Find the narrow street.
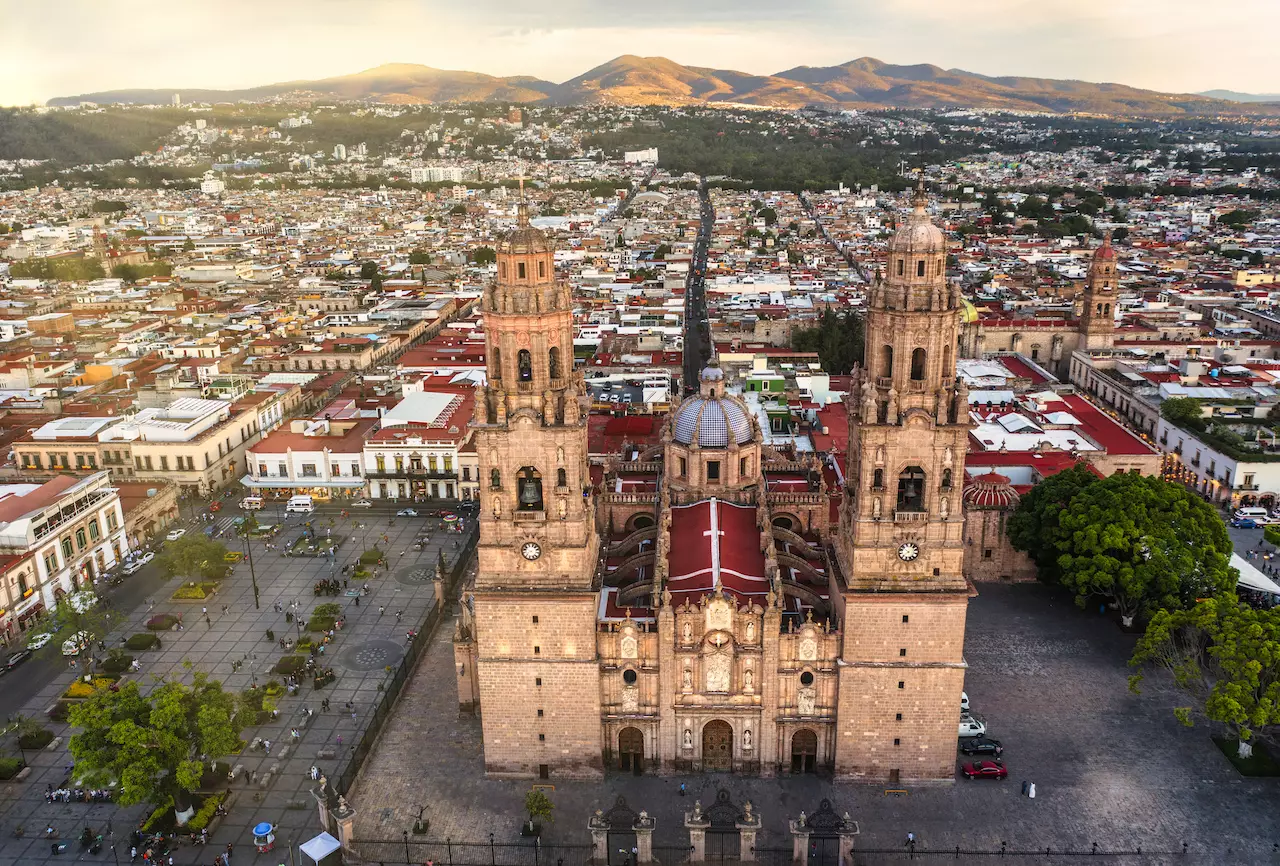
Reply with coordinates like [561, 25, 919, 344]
[683, 178, 713, 392]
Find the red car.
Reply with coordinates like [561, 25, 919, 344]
[209, 501, 223, 512]
[961, 760, 1007, 780]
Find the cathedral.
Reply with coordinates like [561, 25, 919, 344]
[455, 189, 971, 784]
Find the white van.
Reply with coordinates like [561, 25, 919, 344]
[286, 495, 315, 514]
[1234, 507, 1269, 522]
[240, 496, 264, 510]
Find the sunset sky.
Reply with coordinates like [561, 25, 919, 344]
[1, 0, 1277, 105]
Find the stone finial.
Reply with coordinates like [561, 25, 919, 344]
[693, 800, 702, 819]
[798, 811, 806, 827]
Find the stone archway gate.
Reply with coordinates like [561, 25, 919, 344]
[589, 796, 656, 866]
[686, 789, 762, 862]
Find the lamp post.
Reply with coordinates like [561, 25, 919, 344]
[239, 513, 261, 610]
[403, 829, 410, 865]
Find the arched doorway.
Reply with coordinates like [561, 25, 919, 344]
[702, 720, 733, 772]
[772, 515, 795, 532]
[618, 727, 644, 775]
[791, 729, 817, 774]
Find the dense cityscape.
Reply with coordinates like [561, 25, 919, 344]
[1, 26, 1280, 866]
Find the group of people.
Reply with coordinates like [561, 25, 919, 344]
[312, 578, 342, 596]
[44, 785, 113, 803]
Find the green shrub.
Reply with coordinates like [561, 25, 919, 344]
[263, 680, 283, 697]
[47, 701, 74, 722]
[141, 799, 173, 832]
[271, 655, 305, 675]
[188, 791, 228, 831]
[0, 757, 24, 780]
[307, 615, 336, 633]
[125, 633, 160, 650]
[102, 652, 134, 674]
[17, 728, 53, 750]
[353, 566, 371, 581]
[359, 548, 382, 564]
[314, 603, 341, 617]
[146, 614, 180, 631]
[171, 582, 217, 600]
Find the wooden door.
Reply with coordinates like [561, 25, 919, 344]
[702, 720, 733, 771]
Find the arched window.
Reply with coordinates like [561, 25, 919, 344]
[499, 262, 507, 280]
[548, 346, 561, 380]
[1096, 303, 1103, 316]
[490, 468, 501, 489]
[1104, 304, 1111, 316]
[896, 259, 904, 276]
[518, 349, 532, 382]
[491, 346, 502, 382]
[941, 468, 953, 489]
[557, 468, 567, 487]
[538, 260, 546, 278]
[517, 466, 544, 511]
[916, 259, 925, 277]
[896, 466, 926, 512]
[517, 262, 526, 279]
[880, 345, 894, 378]
[943, 343, 953, 377]
[872, 468, 884, 489]
[910, 348, 926, 381]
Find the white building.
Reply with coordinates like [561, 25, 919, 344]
[242, 418, 375, 501]
[333, 144, 347, 161]
[200, 177, 226, 195]
[624, 147, 659, 164]
[362, 390, 475, 501]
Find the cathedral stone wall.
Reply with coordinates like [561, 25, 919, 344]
[962, 507, 1037, 582]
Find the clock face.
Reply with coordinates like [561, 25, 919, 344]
[520, 542, 542, 561]
[897, 542, 920, 562]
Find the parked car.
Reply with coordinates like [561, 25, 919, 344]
[26, 633, 52, 651]
[209, 501, 222, 513]
[351, 499, 374, 508]
[166, 528, 187, 542]
[396, 508, 419, 517]
[123, 551, 156, 574]
[961, 760, 1007, 780]
[960, 737, 1003, 757]
[958, 714, 986, 738]
[960, 691, 970, 712]
[5, 649, 32, 670]
[1231, 517, 1258, 529]
[61, 631, 92, 657]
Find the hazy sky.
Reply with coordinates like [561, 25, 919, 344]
[2, 0, 1277, 105]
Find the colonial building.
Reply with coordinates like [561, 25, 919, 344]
[457, 189, 971, 784]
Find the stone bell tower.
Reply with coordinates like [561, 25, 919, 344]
[831, 183, 971, 784]
[469, 198, 603, 779]
[1078, 231, 1117, 351]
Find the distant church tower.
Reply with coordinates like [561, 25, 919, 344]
[1078, 232, 1117, 351]
[469, 201, 603, 779]
[832, 184, 971, 783]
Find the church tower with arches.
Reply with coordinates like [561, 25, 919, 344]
[468, 201, 603, 779]
[1078, 231, 1118, 351]
[831, 184, 972, 783]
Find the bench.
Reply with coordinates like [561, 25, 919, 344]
[883, 789, 908, 797]
[532, 784, 555, 793]
[229, 764, 244, 781]
[316, 748, 336, 760]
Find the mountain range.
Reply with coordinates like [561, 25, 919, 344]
[47, 55, 1280, 117]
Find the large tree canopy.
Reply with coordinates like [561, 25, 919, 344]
[67, 671, 247, 807]
[156, 534, 229, 582]
[1130, 597, 1280, 757]
[1054, 473, 1235, 619]
[1007, 461, 1099, 581]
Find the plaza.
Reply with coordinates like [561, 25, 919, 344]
[348, 581, 1280, 866]
[0, 504, 473, 866]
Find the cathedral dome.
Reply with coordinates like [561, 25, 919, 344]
[962, 471, 1020, 509]
[672, 396, 754, 447]
[498, 202, 553, 255]
[887, 184, 945, 255]
[1092, 231, 1115, 261]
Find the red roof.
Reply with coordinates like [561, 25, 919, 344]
[666, 500, 769, 606]
[1056, 394, 1158, 456]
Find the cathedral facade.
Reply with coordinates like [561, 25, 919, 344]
[455, 190, 971, 783]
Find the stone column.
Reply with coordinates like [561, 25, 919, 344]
[789, 814, 810, 866]
[836, 812, 859, 866]
[332, 796, 356, 849]
[737, 801, 762, 862]
[589, 810, 609, 864]
[685, 800, 710, 862]
[634, 809, 656, 864]
[311, 783, 331, 833]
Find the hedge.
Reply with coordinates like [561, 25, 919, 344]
[141, 799, 173, 832]
[126, 633, 160, 650]
[172, 582, 218, 600]
[314, 603, 341, 617]
[188, 791, 228, 832]
[17, 728, 53, 750]
[271, 655, 306, 675]
[359, 548, 383, 565]
[0, 757, 24, 780]
[307, 615, 336, 633]
[101, 653, 134, 674]
[146, 614, 181, 631]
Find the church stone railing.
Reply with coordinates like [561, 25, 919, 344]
[767, 491, 826, 506]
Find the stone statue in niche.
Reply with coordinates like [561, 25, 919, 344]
[706, 599, 731, 632]
[682, 621, 692, 643]
[557, 499, 568, 519]
[620, 635, 637, 659]
[742, 728, 752, 750]
[743, 668, 754, 691]
[706, 653, 731, 692]
[491, 496, 502, 519]
[944, 446, 954, 467]
[682, 667, 693, 691]
[875, 445, 885, 466]
[683, 729, 693, 749]
[745, 621, 755, 643]
[798, 686, 817, 715]
[798, 638, 817, 661]
[557, 446, 565, 465]
[940, 496, 949, 519]
[861, 382, 876, 425]
[872, 497, 881, 519]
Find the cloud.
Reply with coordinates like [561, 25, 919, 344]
[0, 0, 1277, 104]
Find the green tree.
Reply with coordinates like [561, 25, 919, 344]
[524, 787, 554, 828]
[791, 310, 864, 375]
[1054, 474, 1235, 622]
[9, 257, 105, 282]
[370, 273, 383, 292]
[182, 237, 195, 252]
[450, 203, 467, 216]
[472, 246, 496, 266]
[1161, 396, 1204, 429]
[1218, 209, 1259, 229]
[1007, 461, 1099, 581]
[68, 670, 248, 809]
[1130, 597, 1280, 758]
[408, 249, 432, 265]
[359, 260, 379, 279]
[757, 206, 778, 226]
[91, 200, 127, 214]
[653, 243, 672, 260]
[156, 534, 229, 582]
[1111, 227, 1129, 242]
[33, 594, 113, 665]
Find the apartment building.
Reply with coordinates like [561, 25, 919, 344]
[0, 472, 129, 643]
[243, 417, 376, 501]
[362, 390, 474, 502]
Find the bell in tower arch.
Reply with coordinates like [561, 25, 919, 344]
[517, 467, 544, 511]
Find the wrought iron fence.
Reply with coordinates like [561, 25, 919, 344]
[352, 838, 594, 866]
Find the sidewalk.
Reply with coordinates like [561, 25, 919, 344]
[0, 512, 474, 866]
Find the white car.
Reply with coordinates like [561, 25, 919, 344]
[122, 551, 156, 575]
[396, 508, 419, 517]
[61, 631, 92, 657]
[960, 691, 970, 712]
[26, 633, 53, 651]
[351, 499, 374, 508]
[959, 714, 986, 738]
[166, 528, 187, 541]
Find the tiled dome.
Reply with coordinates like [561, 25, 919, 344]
[672, 397, 754, 447]
[962, 471, 1020, 509]
[887, 183, 944, 255]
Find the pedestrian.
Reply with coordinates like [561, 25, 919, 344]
[905, 832, 915, 847]
[337, 734, 343, 747]
[379, 605, 385, 617]
[354, 596, 360, 607]
[351, 710, 357, 722]
[202, 607, 207, 616]
[343, 578, 348, 588]
[130, 846, 137, 863]
[206, 615, 212, 627]
[396, 609, 402, 622]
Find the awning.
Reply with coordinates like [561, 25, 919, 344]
[240, 476, 365, 489]
[1231, 553, 1280, 596]
[300, 832, 341, 864]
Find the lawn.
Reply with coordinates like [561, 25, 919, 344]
[1213, 737, 1280, 777]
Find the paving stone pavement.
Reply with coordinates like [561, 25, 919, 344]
[349, 582, 1280, 866]
[0, 508, 475, 866]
